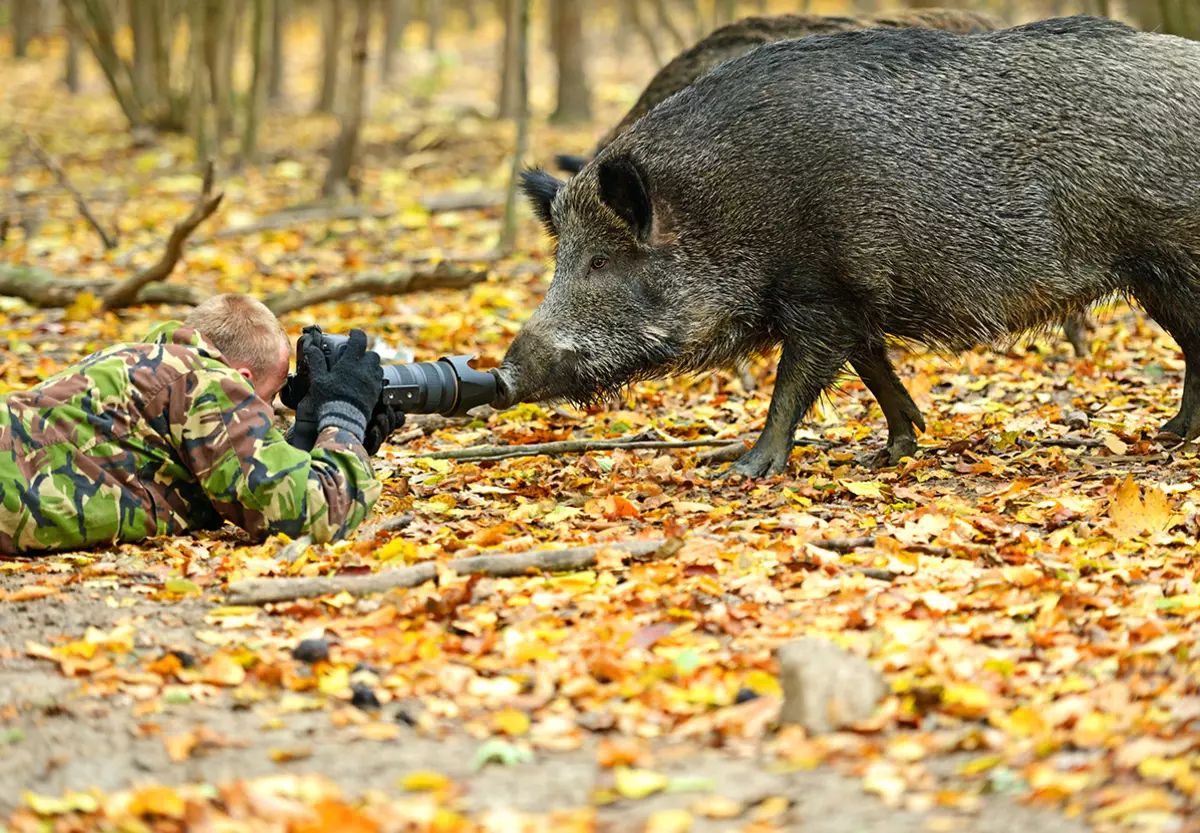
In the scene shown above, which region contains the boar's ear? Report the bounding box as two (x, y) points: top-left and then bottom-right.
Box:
(597, 155), (653, 242)
(520, 168), (564, 238)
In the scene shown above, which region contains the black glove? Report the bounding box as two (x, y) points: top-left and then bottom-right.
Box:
(363, 403), (405, 456)
(285, 393), (319, 451)
(304, 329), (383, 444)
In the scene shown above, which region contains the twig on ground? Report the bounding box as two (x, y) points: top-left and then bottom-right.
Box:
(424, 436), (841, 463)
(24, 131), (117, 250)
(855, 567), (899, 582)
(263, 261), (489, 315)
(811, 536), (875, 553)
(355, 512), (414, 541)
(225, 538), (673, 605)
(696, 439), (751, 464)
(101, 160), (223, 310)
(213, 201), (393, 239)
(419, 189), (504, 212)
(1041, 435), (1106, 449)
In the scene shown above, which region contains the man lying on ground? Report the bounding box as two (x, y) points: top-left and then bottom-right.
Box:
(0, 293), (397, 555)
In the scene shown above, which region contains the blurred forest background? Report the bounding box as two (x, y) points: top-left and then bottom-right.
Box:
(0, 0), (1197, 319)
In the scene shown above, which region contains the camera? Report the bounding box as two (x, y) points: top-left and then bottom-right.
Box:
(289, 325), (498, 417)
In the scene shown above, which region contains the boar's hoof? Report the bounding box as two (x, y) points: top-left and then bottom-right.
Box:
(888, 437), (919, 465)
(1157, 414), (1200, 445)
(720, 443), (793, 479)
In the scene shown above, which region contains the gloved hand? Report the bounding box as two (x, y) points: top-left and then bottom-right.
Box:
(363, 403), (405, 456)
(285, 393), (319, 451)
(304, 329), (383, 444)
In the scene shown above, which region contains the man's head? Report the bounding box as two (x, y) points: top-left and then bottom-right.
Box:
(183, 294), (291, 402)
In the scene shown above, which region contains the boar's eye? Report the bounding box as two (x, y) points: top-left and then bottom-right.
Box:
(589, 255), (608, 271)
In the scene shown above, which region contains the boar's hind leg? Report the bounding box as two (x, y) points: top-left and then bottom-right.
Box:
(724, 339), (851, 479)
(851, 342), (926, 465)
(1132, 280), (1200, 443)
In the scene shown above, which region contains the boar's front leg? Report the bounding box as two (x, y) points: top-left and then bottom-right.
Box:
(850, 341), (926, 465)
(724, 338), (851, 479)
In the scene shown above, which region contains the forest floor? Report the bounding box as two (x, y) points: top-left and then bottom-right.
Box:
(1, 8), (1198, 833)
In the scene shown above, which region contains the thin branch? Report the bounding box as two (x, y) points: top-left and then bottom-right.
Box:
(24, 132), (117, 250)
(263, 261), (489, 316)
(213, 203), (394, 238)
(225, 538), (674, 605)
(427, 436), (832, 463)
(101, 161), (224, 311)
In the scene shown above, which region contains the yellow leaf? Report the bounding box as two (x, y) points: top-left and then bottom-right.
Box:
(494, 708), (530, 736)
(844, 481), (886, 499)
(375, 537), (418, 563)
(1090, 789), (1176, 823)
(128, 785), (185, 819)
(270, 746), (313, 763)
(164, 577), (201, 596)
(644, 809), (694, 833)
(957, 755), (1004, 776)
(744, 669), (782, 698)
(400, 770), (451, 791)
(359, 722), (401, 741)
(1101, 433), (1128, 455)
(318, 665), (350, 697)
(614, 767), (669, 800)
(62, 292), (101, 323)
(23, 790), (98, 816)
(1108, 475), (1175, 539)
(941, 684), (992, 719)
(690, 795), (743, 819)
(202, 652), (246, 687)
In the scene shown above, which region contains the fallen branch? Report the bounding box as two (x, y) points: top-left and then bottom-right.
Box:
(419, 188), (504, 213)
(25, 131), (117, 250)
(225, 538), (673, 605)
(213, 202), (393, 239)
(811, 536), (875, 553)
(101, 160), (223, 310)
(430, 437), (758, 462)
(0, 265), (203, 307)
(263, 261), (490, 315)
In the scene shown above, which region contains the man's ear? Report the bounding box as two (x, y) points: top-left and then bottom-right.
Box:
(520, 168), (564, 238)
(597, 154), (653, 242)
(236, 367), (254, 385)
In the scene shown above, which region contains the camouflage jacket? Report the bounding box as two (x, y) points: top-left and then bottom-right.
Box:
(0, 322), (381, 555)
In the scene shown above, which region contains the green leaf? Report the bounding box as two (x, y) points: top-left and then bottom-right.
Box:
(165, 578), (201, 596)
(471, 738), (533, 771)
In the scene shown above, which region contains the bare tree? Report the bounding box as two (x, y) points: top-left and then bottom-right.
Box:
(622, 0), (664, 66)
(64, 24), (81, 91)
(13, 0), (38, 58)
(323, 0), (371, 198)
(241, 0), (270, 163)
(551, 0), (591, 124)
(315, 0), (344, 112)
(653, 0), (689, 51)
(190, 0), (211, 164)
(500, 0), (530, 253)
(714, 0), (737, 27)
(421, 0), (442, 50)
(380, 0), (410, 84)
(498, 0), (523, 118)
(130, 0), (157, 106)
(268, 0), (287, 103)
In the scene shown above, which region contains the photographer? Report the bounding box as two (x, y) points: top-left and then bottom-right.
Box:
(0, 294), (401, 555)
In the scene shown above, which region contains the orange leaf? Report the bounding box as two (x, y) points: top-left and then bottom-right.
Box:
(127, 785), (185, 819)
(201, 652), (246, 687)
(7, 585), (58, 602)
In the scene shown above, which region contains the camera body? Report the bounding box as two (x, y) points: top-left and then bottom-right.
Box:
(290, 325), (498, 417)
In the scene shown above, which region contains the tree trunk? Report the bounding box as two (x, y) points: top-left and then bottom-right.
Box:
(497, 0), (523, 118)
(130, 0), (157, 106)
(551, 0), (590, 124)
(652, 0), (688, 51)
(422, 0), (442, 50)
(315, 0), (343, 112)
(13, 0), (36, 58)
(500, 0), (530, 253)
(64, 24), (81, 91)
(322, 0), (370, 198)
(190, 0), (211, 165)
(62, 0), (147, 128)
(241, 0), (269, 163)
(268, 0), (286, 104)
(622, 0), (663, 67)
(380, 0), (410, 84)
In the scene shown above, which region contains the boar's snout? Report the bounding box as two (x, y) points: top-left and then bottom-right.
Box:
(492, 327), (583, 408)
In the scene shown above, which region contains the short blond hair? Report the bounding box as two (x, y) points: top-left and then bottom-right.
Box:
(184, 294), (289, 381)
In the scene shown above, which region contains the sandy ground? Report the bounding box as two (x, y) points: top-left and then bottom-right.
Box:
(0, 574), (1091, 832)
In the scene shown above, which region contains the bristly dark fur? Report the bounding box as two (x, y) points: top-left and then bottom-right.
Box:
(555, 7), (1005, 174)
(500, 16), (1200, 477)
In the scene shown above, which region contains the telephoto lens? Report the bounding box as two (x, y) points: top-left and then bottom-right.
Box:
(308, 329), (497, 417)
